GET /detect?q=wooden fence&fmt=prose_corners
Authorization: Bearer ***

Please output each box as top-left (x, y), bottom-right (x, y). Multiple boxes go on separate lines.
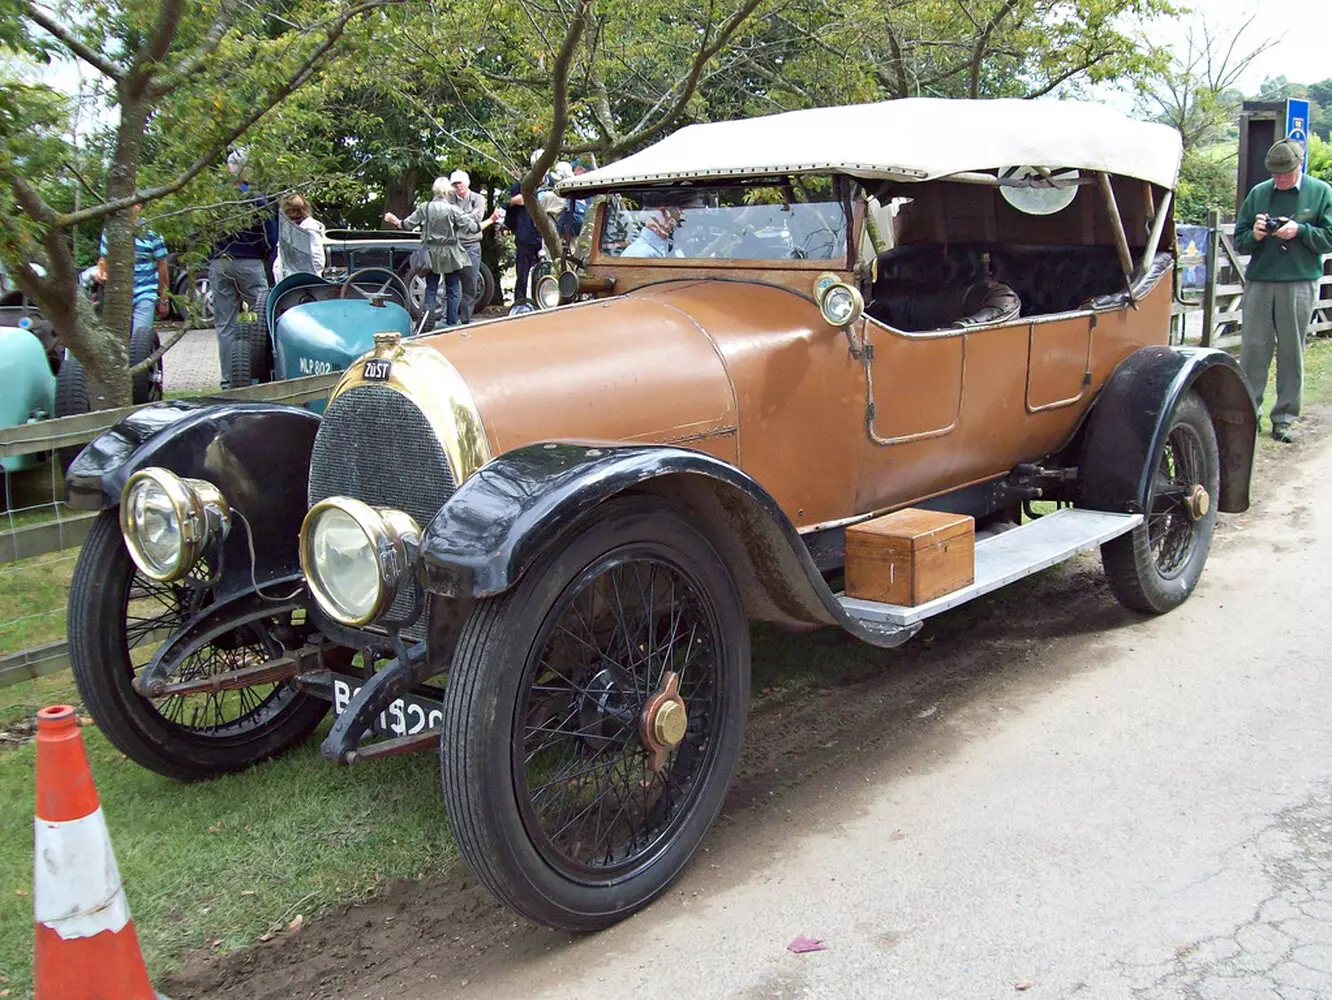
top-left (1179, 207), bottom-right (1332, 350)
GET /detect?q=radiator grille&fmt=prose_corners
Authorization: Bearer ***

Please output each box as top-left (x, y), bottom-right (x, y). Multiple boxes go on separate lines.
top-left (308, 385), bottom-right (455, 639)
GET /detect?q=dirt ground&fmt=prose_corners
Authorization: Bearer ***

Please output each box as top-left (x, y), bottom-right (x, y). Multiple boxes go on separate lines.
top-left (160, 410), bottom-right (1322, 1000)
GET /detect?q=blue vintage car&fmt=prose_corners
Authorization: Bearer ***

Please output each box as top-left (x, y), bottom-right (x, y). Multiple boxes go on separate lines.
top-left (3, 266), bottom-right (164, 474)
top-left (225, 267), bottom-right (414, 390)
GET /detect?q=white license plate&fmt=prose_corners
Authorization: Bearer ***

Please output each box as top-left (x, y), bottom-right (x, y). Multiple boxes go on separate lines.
top-left (331, 675), bottom-right (444, 739)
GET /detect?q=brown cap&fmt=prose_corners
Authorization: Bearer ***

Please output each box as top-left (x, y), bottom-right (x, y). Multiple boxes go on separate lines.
top-left (1265, 139), bottom-right (1303, 173)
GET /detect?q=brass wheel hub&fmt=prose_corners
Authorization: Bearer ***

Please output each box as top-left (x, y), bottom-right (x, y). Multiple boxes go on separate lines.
top-left (640, 671), bottom-right (688, 773)
top-left (1185, 483), bottom-right (1210, 521)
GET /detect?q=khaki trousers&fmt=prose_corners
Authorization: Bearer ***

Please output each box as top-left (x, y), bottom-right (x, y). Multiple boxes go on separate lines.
top-left (1239, 279), bottom-right (1317, 428)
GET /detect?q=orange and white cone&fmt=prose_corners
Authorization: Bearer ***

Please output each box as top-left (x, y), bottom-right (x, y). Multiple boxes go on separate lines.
top-left (33, 704), bottom-right (161, 1000)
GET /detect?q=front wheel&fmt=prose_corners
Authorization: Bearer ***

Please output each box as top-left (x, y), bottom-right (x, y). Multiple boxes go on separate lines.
top-left (440, 496), bottom-right (750, 930)
top-left (1101, 390), bottom-right (1220, 613)
top-left (67, 510), bottom-right (329, 780)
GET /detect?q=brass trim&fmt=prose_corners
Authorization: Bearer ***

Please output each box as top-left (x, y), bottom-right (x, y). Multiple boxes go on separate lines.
top-left (1186, 484), bottom-right (1210, 521)
top-left (328, 335), bottom-right (492, 485)
top-left (299, 496), bottom-right (422, 627)
top-left (120, 468), bottom-right (231, 582)
top-left (640, 671), bottom-right (687, 773)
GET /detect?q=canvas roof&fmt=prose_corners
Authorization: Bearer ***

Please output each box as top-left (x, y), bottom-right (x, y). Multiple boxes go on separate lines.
top-left (559, 98), bottom-right (1182, 193)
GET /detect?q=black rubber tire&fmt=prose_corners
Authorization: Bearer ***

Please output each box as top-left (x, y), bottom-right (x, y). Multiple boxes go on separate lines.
top-left (128, 323), bottom-right (163, 404)
top-left (53, 353), bottom-right (90, 470)
top-left (225, 293), bottom-right (271, 387)
top-left (1101, 391), bottom-right (1220, 614)
top-left (405, 262), bottom-right (433, 322)
top-left (67, 509), bottom-right (329, 780)
top-left (440, 496), bottom-right (750, 930)
top-left (475, 260), bottom-right (496, 312)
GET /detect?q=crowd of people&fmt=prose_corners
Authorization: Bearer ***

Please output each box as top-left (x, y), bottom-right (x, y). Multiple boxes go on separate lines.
top-left (101, 138), bottom-right (1330, 423)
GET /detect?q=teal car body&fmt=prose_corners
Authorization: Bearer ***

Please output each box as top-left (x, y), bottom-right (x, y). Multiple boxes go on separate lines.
top-left (0, 323), bottom-right (58, 473)
top-left (264, 272), bottom-right (413, 411)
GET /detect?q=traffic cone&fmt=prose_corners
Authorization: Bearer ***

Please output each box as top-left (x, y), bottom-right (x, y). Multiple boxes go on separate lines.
top-left (33, 705), bottom-right (161, 999)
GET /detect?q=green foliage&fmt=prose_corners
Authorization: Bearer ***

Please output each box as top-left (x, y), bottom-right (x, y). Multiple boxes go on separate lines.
top-left (1175, 148), bottom-right (1236, 223)
top-left (1307, 135), bottom-right (1332, 186)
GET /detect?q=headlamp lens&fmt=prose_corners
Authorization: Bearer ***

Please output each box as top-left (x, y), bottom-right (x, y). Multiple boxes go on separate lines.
top-left (308, 507), bottom-right (381, 623)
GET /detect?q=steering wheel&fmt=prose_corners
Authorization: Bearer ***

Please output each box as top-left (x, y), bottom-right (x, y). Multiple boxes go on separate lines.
top-left (339, 267), bottom-right (410, 307)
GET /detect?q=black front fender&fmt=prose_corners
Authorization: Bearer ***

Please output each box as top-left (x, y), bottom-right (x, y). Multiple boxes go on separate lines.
top-left (65, 400), bottom-right (319, 593)
top-left (1075, 346), bottom-right (1256, 514)
top-left (420, 443), bottom-right (918, 648)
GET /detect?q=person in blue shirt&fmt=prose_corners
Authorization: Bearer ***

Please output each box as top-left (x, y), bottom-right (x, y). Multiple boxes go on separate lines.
top-left (622, 207), bottom-right (682, 258)
top-left (96, 203), bottom-right (169, 338)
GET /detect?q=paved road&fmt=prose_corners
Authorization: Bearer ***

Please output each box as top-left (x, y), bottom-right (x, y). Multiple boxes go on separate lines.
top-left (161, 326), bottom-right (221, 393)
top-left (445, 434), bottom-right (1332, 1000)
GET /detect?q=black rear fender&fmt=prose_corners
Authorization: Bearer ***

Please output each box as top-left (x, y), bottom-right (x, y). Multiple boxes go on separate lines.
top-left (64, 400), bottom-right (319, 591)
top-left (1075, 346), bottom-right (1255, 514)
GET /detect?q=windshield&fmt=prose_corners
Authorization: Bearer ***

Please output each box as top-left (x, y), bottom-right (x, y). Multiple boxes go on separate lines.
top-left (599, 180), bottom-right (847, 262)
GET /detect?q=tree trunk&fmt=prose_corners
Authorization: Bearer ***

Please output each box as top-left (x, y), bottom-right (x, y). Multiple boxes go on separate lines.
top-left (384, 168), bottom-right (423, 221)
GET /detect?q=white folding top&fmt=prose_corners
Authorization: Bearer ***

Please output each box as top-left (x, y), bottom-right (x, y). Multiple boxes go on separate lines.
top-left (560, 98), bottom-right (1182, 193)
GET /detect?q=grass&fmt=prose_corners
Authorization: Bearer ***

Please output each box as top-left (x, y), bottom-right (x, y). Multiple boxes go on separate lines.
top-left (0, 717), bottom-right (451, 997)
top-left (0, 336), bottom-right (1330, 997)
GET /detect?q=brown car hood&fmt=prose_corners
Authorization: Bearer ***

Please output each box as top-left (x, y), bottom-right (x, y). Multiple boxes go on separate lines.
top-left (418, 286), bottom-right (739, 457)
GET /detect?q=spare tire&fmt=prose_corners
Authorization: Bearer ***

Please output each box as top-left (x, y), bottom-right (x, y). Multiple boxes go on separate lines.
top-left (226, 293), bottom-right (271, 387)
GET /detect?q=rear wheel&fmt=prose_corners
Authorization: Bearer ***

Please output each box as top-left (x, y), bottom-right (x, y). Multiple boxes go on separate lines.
top-left (475, 260), bottom-right (496, 312)
top-left (1101, 391), bottom-right (1219, 613)
top-left (53, 354), bottom-right (90, 470)
top-left (405, 262), bottom-right (433, 322)
top-left (67, 510), bottom-right (329, 780)
top-left (225, 293), bottom-right (271, 387)
top-left (128, 323), bottom-right (163, 404)
top-left (441, 496), bottom-right (749, 929)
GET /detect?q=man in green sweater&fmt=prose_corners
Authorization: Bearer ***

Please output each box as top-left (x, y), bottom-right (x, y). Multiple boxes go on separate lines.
top-left (1234, 138), bottom-right (1332, 443)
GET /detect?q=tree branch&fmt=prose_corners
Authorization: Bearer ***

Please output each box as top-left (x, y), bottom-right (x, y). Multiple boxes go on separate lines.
top-left (149, 0), bottom-right (244, 98)
top-left (23, 2), bottom-right (124, 81)
top-left (605, 0), bottom-right (767, 156)
top-left (55, 0), bottom-right (401, 228)
top-left (525, 0), bottom-right (591, 256)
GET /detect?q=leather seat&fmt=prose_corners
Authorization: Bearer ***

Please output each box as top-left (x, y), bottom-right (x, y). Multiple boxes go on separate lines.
top-left (868, 278), bottom-right (1020, 331)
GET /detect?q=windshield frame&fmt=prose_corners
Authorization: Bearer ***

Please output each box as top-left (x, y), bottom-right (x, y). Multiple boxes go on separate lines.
top-left (588, 176), bottom-right (855, 272)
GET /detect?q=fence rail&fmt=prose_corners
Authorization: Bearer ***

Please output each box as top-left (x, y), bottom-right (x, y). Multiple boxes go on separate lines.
top-left (1186, 209), bottom-right (1332, 351)
top-left (2, 370), bottom-right (341, 571)
top-left (0, 641), bottom-right (70, 690)
top-left (0, 370), bottom-right (340, 460)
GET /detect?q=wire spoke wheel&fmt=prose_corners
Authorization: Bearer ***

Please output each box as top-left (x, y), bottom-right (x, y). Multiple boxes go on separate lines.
top-left (1146, 421), bottom-right (1206, 579)
top-left (515, 554), bottom-right (721, 880)
top-left (68, 509), bottom-right (329, 780)
top-left (122, 566), bottom-right (298, 737)
top-left (441, 497), bottom-right (749, 929)
top-left (1099, 390), bottom-right (1220, 614)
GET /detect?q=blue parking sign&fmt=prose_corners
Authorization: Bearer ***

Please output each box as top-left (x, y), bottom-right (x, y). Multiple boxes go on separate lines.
top-left (1286, 99), bottom-right (1310, 170)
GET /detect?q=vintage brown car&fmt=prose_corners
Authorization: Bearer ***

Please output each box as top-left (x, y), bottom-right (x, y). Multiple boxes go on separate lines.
top-left (65, 98), bottom-right (1256, 931)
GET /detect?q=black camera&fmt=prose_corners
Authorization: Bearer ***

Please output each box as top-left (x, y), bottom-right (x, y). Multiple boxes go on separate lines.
top-left (1258, 214), bottom-right (1295, 252)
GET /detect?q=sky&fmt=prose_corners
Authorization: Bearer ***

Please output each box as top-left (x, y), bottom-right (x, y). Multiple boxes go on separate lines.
top-left (1154, 0), bottom-right (1332, 92)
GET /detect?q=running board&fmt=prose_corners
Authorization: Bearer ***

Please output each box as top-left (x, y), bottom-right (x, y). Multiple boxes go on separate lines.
top-left (838, 508), bottom-right (1142, 628)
